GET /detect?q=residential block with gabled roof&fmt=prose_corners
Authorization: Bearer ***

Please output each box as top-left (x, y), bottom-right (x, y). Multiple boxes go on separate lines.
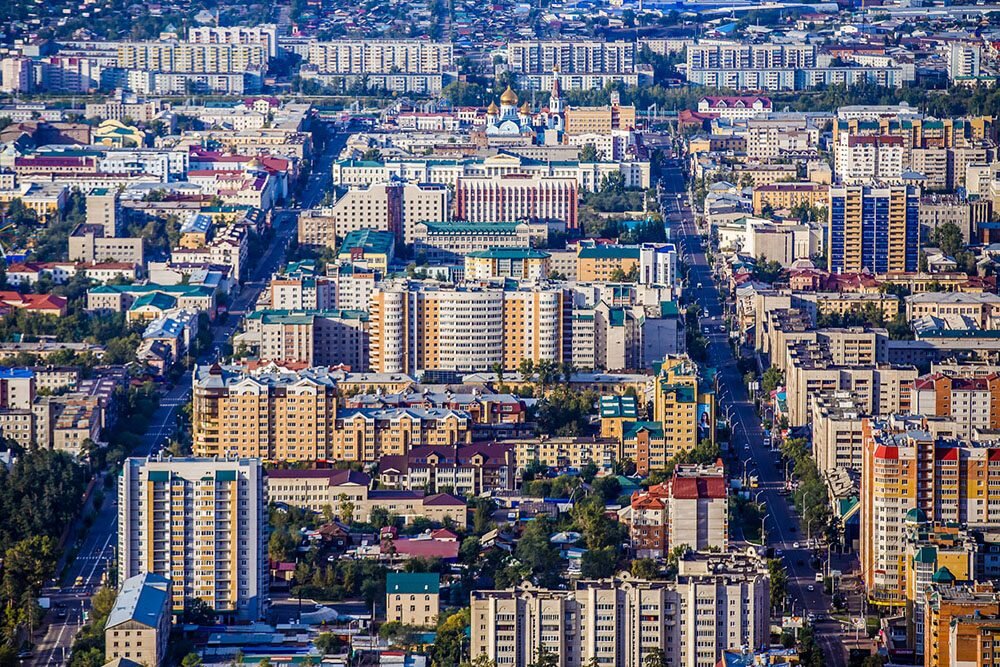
top-left (386, 572), bottom-right (441, 627)
top-left (104, 573), bottom-right (171, 667)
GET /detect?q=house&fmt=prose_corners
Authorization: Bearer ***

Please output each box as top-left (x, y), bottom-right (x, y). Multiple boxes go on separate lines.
top-left (0, 291), bottom-right (67, 316)
top-left (386, 572), bottom-right (440, 627)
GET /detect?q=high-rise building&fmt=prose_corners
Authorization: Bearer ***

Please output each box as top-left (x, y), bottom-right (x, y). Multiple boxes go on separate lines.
top-left (188, 25), bottom-right (279, 58)
top-left (861, 417), bottom-right (1000, 609)
top-left (455, 175), bottom-right (578, 229)
top-left (191, 364), bottom-right (471, 461)
top-left (924, 583), bottom-right (1000, 667)
top-left (912, 372), bottom-right (1000, 440)
top-left (506, 40), bottom-right (636, 74)
top-left (297, 182), bottom-right (448, 246)
top-left (948, 42), bottom-right (982, 82)
top-left (470, 554), bottom-right (770, 667)
top-left (828, 184), bottom-right (920, 274)
top-left (307, 40), bottom-right (454, 74)
top-left (369, 280), bottom-right (571, 374)
top-left (191, 364), bottom-right (339, 460)
top-left (118, 456), bottom-right (268, 621)
top-left (116, 43), bottom-right (267, 73)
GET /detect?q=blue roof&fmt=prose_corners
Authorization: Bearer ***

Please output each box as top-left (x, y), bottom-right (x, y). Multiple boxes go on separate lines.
top-left (0, 368), bottom-right (34, 380)
top-left (105, 573), bottom-right (170, 630)
top-left (386, 572), bottom-right (440, 595)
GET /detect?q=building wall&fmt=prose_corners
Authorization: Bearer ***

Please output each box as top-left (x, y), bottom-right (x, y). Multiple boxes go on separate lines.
top-left (118, 457), bottom-right (268, 621)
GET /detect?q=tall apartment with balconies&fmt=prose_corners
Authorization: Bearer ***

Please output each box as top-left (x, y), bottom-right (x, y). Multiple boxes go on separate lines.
top-left (828, 184), bottom-right (920, 274)
top-left (369, 280), bottom-right (570, 374)
top-left (118, 456), bottom-right (268, 622)
top-left (470, 553), bottom-right (769, 667)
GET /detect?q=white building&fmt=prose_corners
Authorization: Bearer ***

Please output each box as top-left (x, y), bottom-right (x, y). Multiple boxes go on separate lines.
top-left (470, 554), bottom-right (770, 667)
top-left (188, 25), bottom-right (279, 58)
top-left (948, 42), bottom-right (982, 82)
top-left (118, 456), bottom-right (268, 622)
top-left (639, 243), bottom-right (678, 287)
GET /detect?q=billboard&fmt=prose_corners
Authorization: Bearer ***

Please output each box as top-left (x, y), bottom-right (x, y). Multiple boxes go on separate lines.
top-left (697, 402), bottom-right (711, 439)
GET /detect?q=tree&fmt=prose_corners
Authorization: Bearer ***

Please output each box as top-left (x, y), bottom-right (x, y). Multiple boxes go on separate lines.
top-left (183, 598), bottom-right (215, 625)
top-left (528, 647), bottom-right (559, 667)
top-left (581, 546), bottom-right (617, 578)
top-left (580, 461), bottom-right (599, 484)
top-left (432, 608), bottom-right (470, 667)
top-left (338, 493), bottom-right (356, 523)
top-left (514, 516), bottom-right (562, 586)
top-left (643, 648), bottom-right (667, 667)
top-left (761, 366), bottom-right (784, 394)
top-left (182, 654), bottom-right (204, 667)
top-left (631, 558), bottom-right (660, 580)
top-left (580, 143), bottom-right (600, 162)
top-left (268, 527), bottom-right (296, 562)
top-left (592, 475), bottom-right (622, 502)
top-left (929, 221), bottom-right (964, 258)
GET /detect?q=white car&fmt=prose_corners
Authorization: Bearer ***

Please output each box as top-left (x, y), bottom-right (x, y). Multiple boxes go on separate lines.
top-left (793, 541), bottom-right (801, 549)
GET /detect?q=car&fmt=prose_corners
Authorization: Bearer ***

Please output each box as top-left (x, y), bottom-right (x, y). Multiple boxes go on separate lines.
top-left (774, 549), bottom-right (783, 557)
top-left (793, 542), bottom-right (801, 549)
top-left (807, 613), bottom-right (816, 623)
top-left (56, 609), bottom-right (67, 619)
top-left (807, 585), bottom-right (816, 592)
top-left (74, 576), bottom-right (85, 587)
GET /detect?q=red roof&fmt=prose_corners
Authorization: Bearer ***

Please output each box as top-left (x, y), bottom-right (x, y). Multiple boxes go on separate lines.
top-left (700, 96), bottom-right (772, 109)
top-left (0, 291), bottom-right (67, 311)
top-left (874, 444), bottom-right (899, 460)
top-left (936, 447), bottom-right (959, 462)
top-left (671, 476), bottom-right (727, 499)
top-left (387, 537), bottom-right (460, 560)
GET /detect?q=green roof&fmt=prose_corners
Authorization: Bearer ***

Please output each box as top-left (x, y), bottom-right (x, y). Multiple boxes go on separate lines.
top-left (659, 382), bottom-right (696, 403)
top-left (600, 395), bottom-right (638, 419)
top-left (609, 308), bottom-right (627, 327)
top-left (338, 229), bottom-right (395, 257)
top-left (467, 247), bottom-right (550, 260)
top-left (248, 309), bottom-right (369, 325)
top-left (91, 284), bottom-right (213, 297)
top-left (386, 572), bottom-right (440, 595)
top-left (579, 246), bottom-right (641, 260)
top-left (130, 292), bottom-right (178, 311)
top-left (623, 420), bottom-right (664, 439)
top-left (660, 301), bottom-right (679, 318)
top-left (931, 566), bottom-right (956, 583)
top-left (421, 222), bottom-right (523, 234)
top-left (913, 546), bottom-right (937, 565)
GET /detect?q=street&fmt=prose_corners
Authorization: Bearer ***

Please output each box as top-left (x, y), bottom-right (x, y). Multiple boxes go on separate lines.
top-left (29, 127), bottom-right (343, 667)
top-left (659, 158), bottom-right (848, 667)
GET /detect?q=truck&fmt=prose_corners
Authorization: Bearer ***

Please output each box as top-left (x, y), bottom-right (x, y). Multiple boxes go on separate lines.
top-left (749, 475), bottom-right (760, 488)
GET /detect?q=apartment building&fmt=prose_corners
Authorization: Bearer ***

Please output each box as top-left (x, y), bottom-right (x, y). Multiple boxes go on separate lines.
top-left (577, 245), bottom-right (640, 282)
top-left (506, 40), bottom-right (636, 75)
top-left (861, 418), bottom-right (1000, 609)
top-left (412, 221), bottom-right (548, 264)
top-left (905, 292), bottom-right (1000, 330)
top-left (499, 435), bottom-right (619, 472)
top-left (387, 573), bottom-right (440, 628)
top-left (188, 25), bottom-right (279, 58)
top-left (833, 134), bottom-right (907, 183)
top-left (745, 116), bottom-right (823, 161)
top-left (470, 554), bottom-right (769, 667)
top-left (828, 185), bottom-right (920, 274)
top-left (297, 182), bottom-right (448, 246)
top-left (377, 443), bottom-right (516, 496)
top-left (337, 229), bottom-right (396, 273)
top-left (911, 372), bottom-right (1000, 440)
top-left (369, 280), bottom-right (570, 374)
top-left (649, 355), bottom-right (716, 466)
top-left (924, 583), bottom-right (1000, 667)
top-left (240, 309), bottom-right (369, 369)
top-left (264, 468), bottom-right (467, 526)
top-left (191, 364), bottom-right (471, 461)
top-left (751, 183), bottom-right (829, 216)
top-left (455, 175), bottom-right (578, 229)
top-left (68, 223), bottom-right (144, 264)
top-left (307, 40), bottom-right (454, 74)
top-left (118, 456), bottom-right (268, 621)
top-left (191, 364), bottom-right (339, 460)
top-left (87, 284), bottom-right (216, 317)
top-left (626, 462), bottom-right (727, 558)
top-left (85, 188), bottom-right (121, 236)
top-left (811, 390), bottom-right (868, 476)
top-left (267, 264), bottom-right (335, 311)
top-left (464, 248), bottom-right (551, 281)
top-left (948, 42), bottom-right (983, 82)
top-left (116, 43), bottom-right (267, 73)
top-left (104, 573), bottom-right (171, 667)
top-left (564, 99), bottom-right (637, 134)
top-left (784, 337), bottom-right (916, 427)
